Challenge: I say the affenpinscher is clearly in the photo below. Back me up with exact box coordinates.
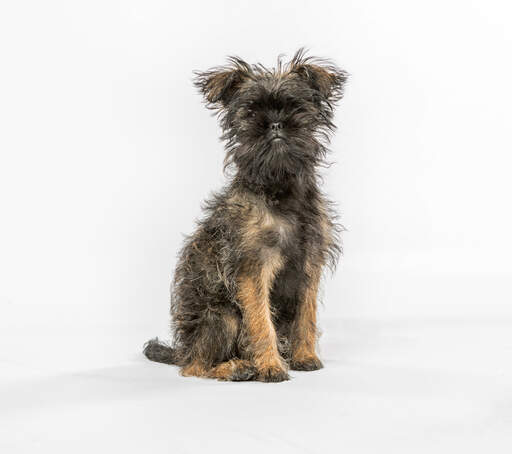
[144,49,348,382]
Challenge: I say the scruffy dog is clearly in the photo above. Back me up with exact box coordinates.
[143,49,347,382]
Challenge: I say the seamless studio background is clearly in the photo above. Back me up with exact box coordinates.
[1,1,511,453]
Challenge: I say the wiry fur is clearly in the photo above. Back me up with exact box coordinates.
[143,48,348,382]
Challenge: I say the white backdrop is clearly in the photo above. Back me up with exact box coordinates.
[1,1,511,453]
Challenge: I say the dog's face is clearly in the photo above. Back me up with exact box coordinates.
[194,49,347,186]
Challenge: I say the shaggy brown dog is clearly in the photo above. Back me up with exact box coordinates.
[144,49,347,382]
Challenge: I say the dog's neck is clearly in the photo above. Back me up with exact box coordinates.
[233,170,318,205]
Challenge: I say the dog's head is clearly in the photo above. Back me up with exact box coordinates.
[194,49,348,187]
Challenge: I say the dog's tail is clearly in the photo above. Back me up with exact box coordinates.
[143,338,179,365]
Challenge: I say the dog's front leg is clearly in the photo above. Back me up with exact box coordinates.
[237,253,289,382]
[289,259,324,371]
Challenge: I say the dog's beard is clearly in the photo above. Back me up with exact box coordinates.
[231,133,320,187]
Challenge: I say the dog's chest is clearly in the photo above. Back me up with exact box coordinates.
[241,193,315,259]
[258,208,297,250]
[259,195,317,254]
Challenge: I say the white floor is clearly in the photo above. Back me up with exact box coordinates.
[1,312,511,453]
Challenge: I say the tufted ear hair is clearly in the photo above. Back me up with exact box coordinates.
[193,56,252,108]
[289,48,348,103]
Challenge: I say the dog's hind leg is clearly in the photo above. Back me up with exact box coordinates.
[181,359,256,381]
[178,307,254,380]
[208,359,256,381]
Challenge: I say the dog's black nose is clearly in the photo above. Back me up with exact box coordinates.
[270,122,283,131]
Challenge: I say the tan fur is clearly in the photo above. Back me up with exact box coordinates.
[181,359,253,381]
[180,361,209,378]
[207,359,253,380]
[224,312,240,341]
[238,195,294,251]
[237,251,287,376]
[291,260,322,363]
[288,208,331,366]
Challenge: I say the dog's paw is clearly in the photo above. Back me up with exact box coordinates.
[256,364,290,383]
[229,362,257,382]
[290,355,323,371]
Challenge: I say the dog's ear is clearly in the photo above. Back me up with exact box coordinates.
[289,48,348,103]
[193,57,252,108]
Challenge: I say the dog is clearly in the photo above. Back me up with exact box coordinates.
[143,49,347,382]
